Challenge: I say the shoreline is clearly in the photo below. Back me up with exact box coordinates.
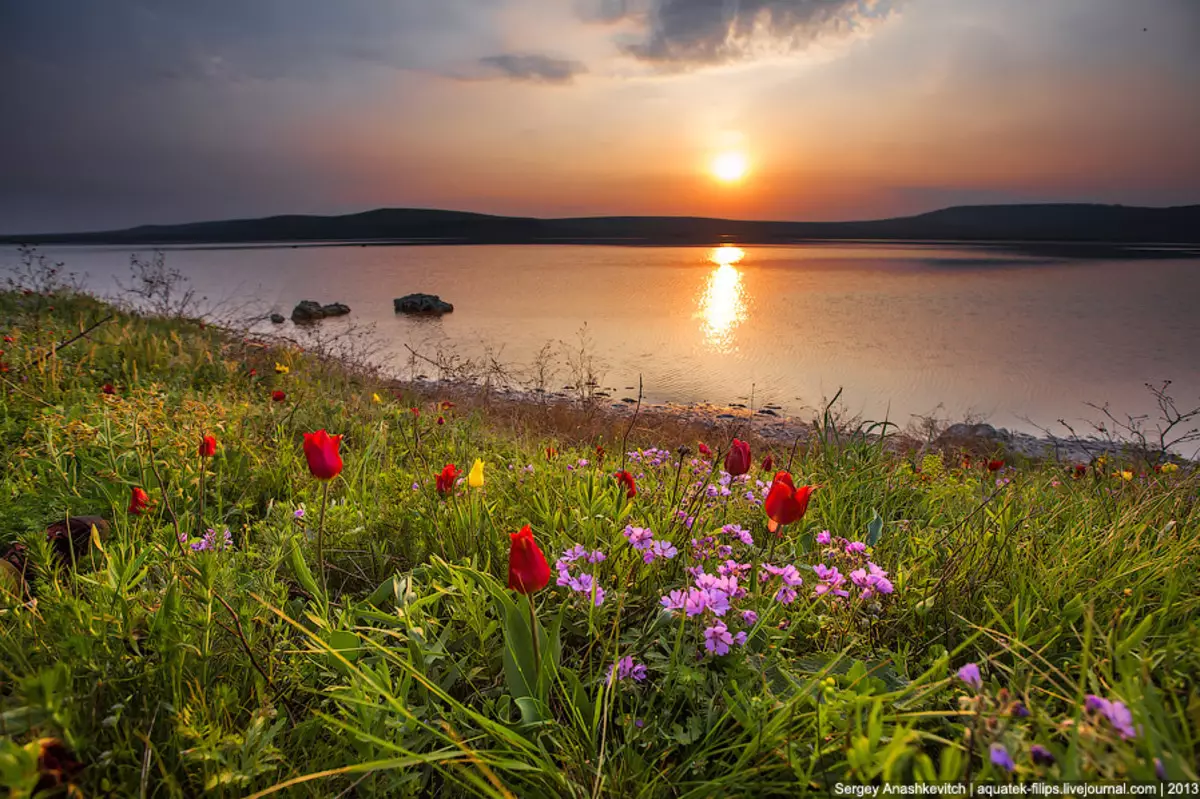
[389,376,1178,466]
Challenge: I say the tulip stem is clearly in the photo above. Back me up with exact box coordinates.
[197,461,206,539]
[527,592,541,680]
[317,480,330,599]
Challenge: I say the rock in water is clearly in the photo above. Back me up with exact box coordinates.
[291,300,326,323]
[269,313,286,324]
[394,294,454,315]
[321,303,351,317]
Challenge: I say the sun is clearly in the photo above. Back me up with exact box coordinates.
[711,151,748,183]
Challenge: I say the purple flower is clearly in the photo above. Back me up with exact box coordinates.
[1084,695,1138,739]
[684,588,709,617]
[741,610,759,625]
[849,562,893,599]
[703,622,734,656]
[1155,758,1167,780]
[778,565,804,587]
[989,743,1014,772]
[813,564,849,598]
[559,544,588,564]
[705,588,731,616]
[566,573,605,606]
[956,663,982,690]
[623,526,655,551]
[608,656,647,683]
[1012,701,1029,718]
[587,549,606,563]
[774,586,798,604]
[733,630,748,646]
[661,589,688,611]
[644,539,678,563]
[293,507,305,519]
[845,541,866,554]
[816,530,831,545]
[1030,745,1055,766]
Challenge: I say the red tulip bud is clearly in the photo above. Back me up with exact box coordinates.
[614,470,637,499]
[128,486,150,515]
[198,435,217,458]
[303,429,343,480]
[724,438,751,477]
[507,525,551,594]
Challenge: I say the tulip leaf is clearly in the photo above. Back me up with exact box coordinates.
[328,630,361,664]
[287,538,323,605]
[866,510,884,547]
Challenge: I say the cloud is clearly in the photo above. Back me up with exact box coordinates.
[475,53,589,83]
[605,0,899,66]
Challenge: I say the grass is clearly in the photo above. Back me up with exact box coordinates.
[1,285,1198,797]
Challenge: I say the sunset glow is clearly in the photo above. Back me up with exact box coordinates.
[1,1,1196,233]
[711,152,749,183]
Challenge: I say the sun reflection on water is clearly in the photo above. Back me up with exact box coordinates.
[698,246,748,351]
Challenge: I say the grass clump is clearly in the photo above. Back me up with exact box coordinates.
[1,284,1197,797]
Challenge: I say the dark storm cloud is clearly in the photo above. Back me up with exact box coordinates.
[475,54,589,83]
[0,0,489,83]
[595,0,898,65]
[0,0,498,232]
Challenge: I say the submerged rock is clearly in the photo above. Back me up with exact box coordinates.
[269,313,286,324]
[394,293,454,315]
[291,300,325,323]
[291,300,351,323]
[321,302,350,317]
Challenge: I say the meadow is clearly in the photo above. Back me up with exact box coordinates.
[1,270,1197,797]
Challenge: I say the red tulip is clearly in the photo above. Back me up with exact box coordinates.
[249,368,257,377]
[546,447,557,460]
[1073,463,1087,478]
[440,401,456,411]
[698,442,712,457]
[507,525,551,594]
[128,486,150,515]
[2,336,13,343]
[271,390,286,402]
[435,463,460,496]
[410,407,420,417]
[764,471,817,529]
[198,435,217,458]
[761,454,774,472]
[724,438,751,476]
[614,470,637,499]
[436,415,445,425]
[596,445,606,459]
[101,383,115,395]
[987,459,1004,472]
[303,429,343,480]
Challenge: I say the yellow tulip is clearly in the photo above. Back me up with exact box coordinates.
[274,362,290,375]
[468,459,484,488]
[372,393,382,404]
[1161,463,1179,474]
[1115,470,1133,481]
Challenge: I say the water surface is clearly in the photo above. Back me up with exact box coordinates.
[9,242,1200,440]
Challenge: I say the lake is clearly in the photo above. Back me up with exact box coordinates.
[8,241,1200,441]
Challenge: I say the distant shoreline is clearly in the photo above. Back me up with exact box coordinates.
[8,238,1200,261]
[5,202,1200,248]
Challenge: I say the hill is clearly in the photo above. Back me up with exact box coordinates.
[3,203,1199,245]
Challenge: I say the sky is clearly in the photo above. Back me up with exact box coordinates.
[1,0,1198,233]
